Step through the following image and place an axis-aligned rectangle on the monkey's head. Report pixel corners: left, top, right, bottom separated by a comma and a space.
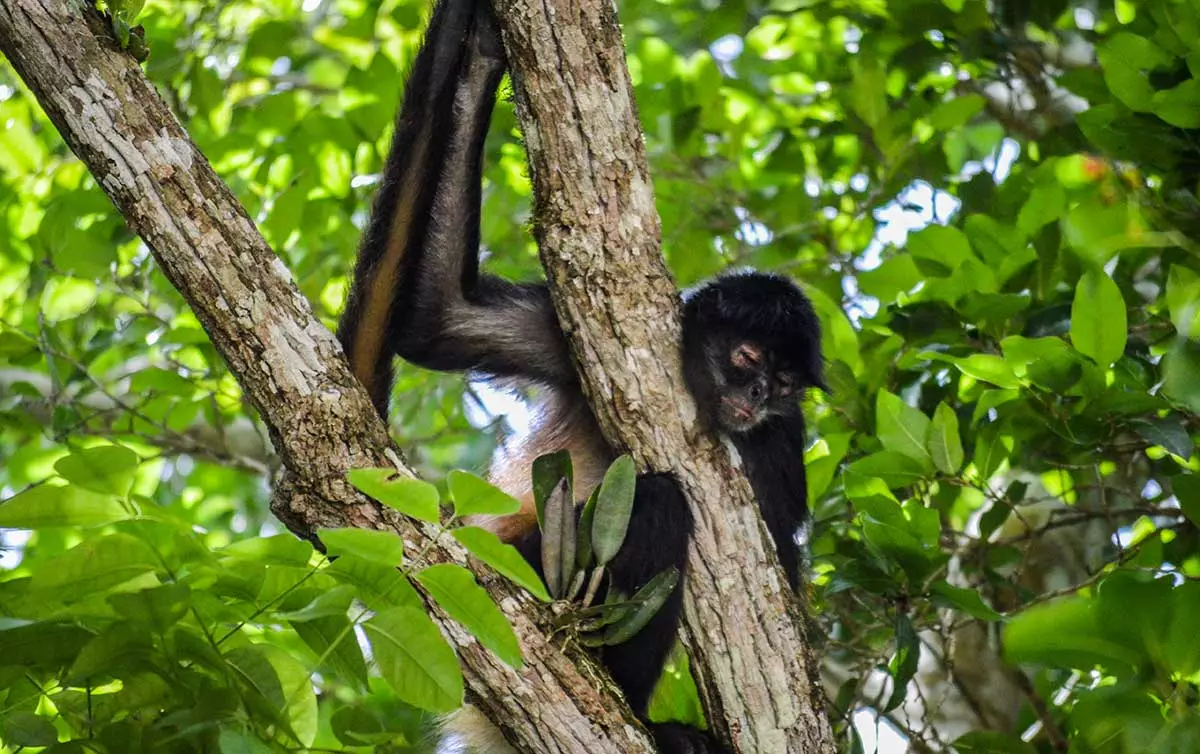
681, 271, 825, 434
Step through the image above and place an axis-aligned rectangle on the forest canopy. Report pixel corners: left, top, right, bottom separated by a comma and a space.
1, 0, 1199, 752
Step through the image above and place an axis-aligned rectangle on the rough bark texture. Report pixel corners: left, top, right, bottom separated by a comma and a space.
0, 2, 657, 752
491, 0, 836, 750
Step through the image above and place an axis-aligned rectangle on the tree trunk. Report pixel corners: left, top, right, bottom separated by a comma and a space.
0, 2, 658, 751
492, 0, 836, 750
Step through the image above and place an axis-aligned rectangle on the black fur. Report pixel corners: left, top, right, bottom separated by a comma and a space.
515, 474, 718, 751
339, 1, 823, 751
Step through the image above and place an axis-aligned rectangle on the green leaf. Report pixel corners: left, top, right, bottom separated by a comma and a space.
953, 731, 1037, 754
0, 484, 127, 529
1163, 337, 1200, 414
531, 450, 572, 530
327, 554, 423, 610
1175, 475, 1200, 527
1165, 582, 1200, 677
318, 527, 405, 567
1017, 181, 1065, 234
227, 644, 318, 746
1071, 270, 1127, 366
1152, 79, 1200, 128
0, 621, 94, 672
364, 606, 464, 713
601, 567, 679, 646
540, 477, 574, 599
293, 615, 370, 693
1004, 597, 1139, 670
66, 623, 153, 683
0, 711, 58, 747
875, 391, 932, 466
1099, 33, 1172, 111
845, 451, 928, 489
973, 425, 1013, 480
884, 614, 919, 711
416, 563, 522, 668
278, 585, 357, 622
850, 60, 887, 127
576, 487, 598, 570
591, 455, 637, 566
348, 468, 441, 524
221, 534, 314, 567
107, 583, 190, 634
32, 533, 159, 598
926, 403, 963, 475
906, 225, 976, 274
925, 352, 1021, 389
40, 277, 98, 322
218, 728, 275, 754
446, 470, 521, 518
1166, 264, 1200, 338
452, 526, 551, 602
1130, 417, 1194, 458
929, 581, 1003, 621
956, 354, 1020, 389
927, 94, 985, 130
54, 445, 140, 496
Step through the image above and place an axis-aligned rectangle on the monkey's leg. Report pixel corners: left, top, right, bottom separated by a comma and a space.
388, 2, 575, 387
734, 414, 811, 589
338, 0, 475, 416
515, 473, 730, 754
602, 473, 730, 754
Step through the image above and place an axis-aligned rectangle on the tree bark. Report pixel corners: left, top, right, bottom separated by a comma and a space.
491, 0, 836, 751
0, 2, 657, 752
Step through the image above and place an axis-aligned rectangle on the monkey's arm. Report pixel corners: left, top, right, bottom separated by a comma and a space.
735, 414, 810, 588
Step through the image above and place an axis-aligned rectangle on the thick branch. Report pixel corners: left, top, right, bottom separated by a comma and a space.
492, 0, 835, 750
0, 2, 655, 752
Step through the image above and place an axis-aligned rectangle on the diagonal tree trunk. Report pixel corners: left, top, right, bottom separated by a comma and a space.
492, 0, 836, 750
0, 2, 655, 752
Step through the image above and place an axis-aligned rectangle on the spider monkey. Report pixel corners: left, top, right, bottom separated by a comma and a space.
337, 0, 824, 751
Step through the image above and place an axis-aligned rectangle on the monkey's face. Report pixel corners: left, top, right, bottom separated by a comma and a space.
708, 340, 801, 434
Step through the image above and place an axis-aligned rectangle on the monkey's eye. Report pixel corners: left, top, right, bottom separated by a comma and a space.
731, 343, 763, 369
776, 372, 796, 395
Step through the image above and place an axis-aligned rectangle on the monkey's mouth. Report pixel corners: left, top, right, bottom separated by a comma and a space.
719, 399, 763, 431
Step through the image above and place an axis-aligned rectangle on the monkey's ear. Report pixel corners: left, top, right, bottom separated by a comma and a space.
802, 356, 829, 395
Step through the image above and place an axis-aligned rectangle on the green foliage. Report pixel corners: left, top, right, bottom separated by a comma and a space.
2, 0, 1199, 750
0, 449, 534, 750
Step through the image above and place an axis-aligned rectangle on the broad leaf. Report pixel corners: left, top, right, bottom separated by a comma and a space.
53, 445, 139, 496
876, 391, 932, 466
0, 484, 127, 529
318, 527, 405, 567
416, 563, 522, 668
1071, 270, 1127, 366
348, 468, 441, 524
364, 606, 463, 713
926, 402, 963, 475
446, 470, 521, 518
591, 454, 637, 566
452, 526, 551, 602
